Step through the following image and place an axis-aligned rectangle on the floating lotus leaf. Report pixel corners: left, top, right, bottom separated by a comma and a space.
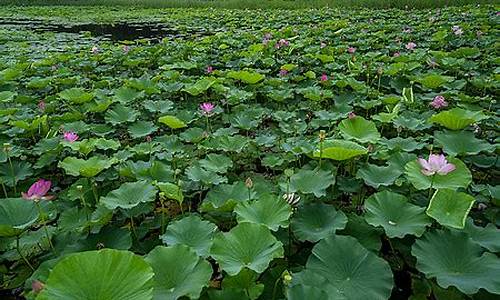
412, 230, 500, 294
58, 88, 94, 104
426, 189, 475, 229
145, 245, 211, 300
434, 130, 494, 156
338, 116, 381, 143
313, 139, 367, 161
37, 249, 154, 300
58, 156, 117, 177
234, 194, 292, 231
291, 203, 347, 242
158, 115, 187, 129
160, 214, 217, 257
288, 169, 334, 197
227, 70, 265, 84
290, 235, 393, 300
0, 198, 39, 237
210, 223, 283, 276
101, 180, 157, 210
364, 191, 431, 238
429, 108, 488, 130
356, 163, 402, 188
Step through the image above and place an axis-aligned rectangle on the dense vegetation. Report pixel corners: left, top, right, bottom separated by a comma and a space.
1, 0, 498, 9
0, 4, 499, 300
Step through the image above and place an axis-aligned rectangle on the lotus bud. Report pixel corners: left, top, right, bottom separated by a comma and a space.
319, 130, 326, 142
245, 177, 253, 189
284, 168, 294, 178
282, 270, 293, 285
32, 280, 45, 294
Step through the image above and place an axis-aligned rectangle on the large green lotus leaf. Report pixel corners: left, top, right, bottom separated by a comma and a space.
201, 182, 249, 212
462, 218, 500, 253
0, 160, 33, 187
114, 86, 144, 103
416, 74, 454, 89
356, 163, 402, 188
101, 181, 157, 210
58, 156, 116, 177
222, 269, 264, 300
145, 245, 211, 300
185, 164, 227, 185
105, 104, 139, 125
338, 116, 380, 143
0, 198, 39, 237
128, 121, 158, 139
426, 189, 475, 229
313, 139, 367, 161
182, 77, 217, 96
160, 214, 218, 257
210, 223, 283, 276
364, 191, 430, 238
67, 227, 132, 251
234, 194, 292, 231
434, 130, 494, 156
339, 214, 383, 252
158, 115, 187, 129
404, 158, 471, 190
291, 203, 347, 242
287, 284, 329, 300
291, 235, 393, 300
288, 169, 334, 197
227, 70, 265, 84
412, 230, 500, 294
58, 88, 94, 104
429, 108, 488, 130
199, 154, 233, 174
37, 249, 154, 300
157, 182, 183, 203
0, 90, 16, 102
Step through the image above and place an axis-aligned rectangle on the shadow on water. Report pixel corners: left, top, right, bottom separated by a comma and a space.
0, 19, 214, 41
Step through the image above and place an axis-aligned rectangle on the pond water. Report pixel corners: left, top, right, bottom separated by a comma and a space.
0, 18, 213, 41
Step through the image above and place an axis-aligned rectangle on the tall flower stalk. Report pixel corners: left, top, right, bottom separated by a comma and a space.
200, 102, 215, 133
22, 179, 57, 254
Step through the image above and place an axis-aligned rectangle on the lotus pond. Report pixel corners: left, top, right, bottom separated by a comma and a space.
0, 4, 499, 300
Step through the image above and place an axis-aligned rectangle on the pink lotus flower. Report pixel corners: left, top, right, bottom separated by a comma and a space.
406, 42, 417, 50
320, 74, 328, 81
275, 39, 289, 49
63, 131, 79, 143
206, 65, 213, 74
320, 42, 327, 48
430, 95, 448, 109
418, 154, 456, 176
91, 46, 99, 54
348, 112, 356, 119
38, 100, 46, 111
22, 179, 53, 201
393, 52, 401, 57
200, 102, 215, 114
279, 69, 288, 77
347, 47, 356, 54
123, 45, 130, 53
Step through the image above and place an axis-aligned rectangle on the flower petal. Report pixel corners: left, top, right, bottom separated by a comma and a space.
437, 163, 456, 175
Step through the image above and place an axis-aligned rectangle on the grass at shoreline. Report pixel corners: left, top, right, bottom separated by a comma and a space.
0, 0, 497, 9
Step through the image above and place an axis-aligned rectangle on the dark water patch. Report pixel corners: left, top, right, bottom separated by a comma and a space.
0, 18, 215, 41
